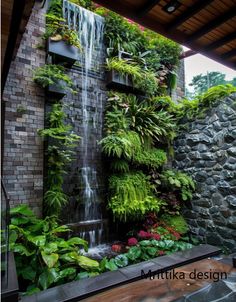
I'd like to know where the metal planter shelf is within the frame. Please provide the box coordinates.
[106,70,136,93]
[47,39,79,66]
[46,83,66,99]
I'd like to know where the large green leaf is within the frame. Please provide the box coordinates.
[139,240,151,246]
[43,242,58,254]
[19,266,36,281]
[77,256,99,271]
[59,268,76,279]
[60,252,78,263]
[127,246,142,261]
[38,268,59,290]
[26,285,41,295]
[12,244,34,256]
[11,217,29,225]
[75,271,89,280]
[146,247,158,256]
[27,235,46,247]
[114,254,129,268]
[41,251,59,268]
[67,237,88,252]
[105,259,118,271]
[10,205,34,217]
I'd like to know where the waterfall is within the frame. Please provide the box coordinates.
[63,1,105,247]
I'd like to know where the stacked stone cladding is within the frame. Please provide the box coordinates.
[173,94,236,252]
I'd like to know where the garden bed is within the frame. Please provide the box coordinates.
[20,244,221,302]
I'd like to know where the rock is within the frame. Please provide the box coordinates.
[195,171,208,182]
[206,232,222,245]
[226,195,236,208]
[227,147,236,157]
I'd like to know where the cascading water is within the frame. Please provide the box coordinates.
[63,1,105,247]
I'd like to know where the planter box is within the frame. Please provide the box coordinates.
[46,83,66,99]
[47,39,78,66]
[106,70,135,92]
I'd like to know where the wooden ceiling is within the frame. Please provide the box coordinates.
[93,0,236,70]
[1,0,35,92]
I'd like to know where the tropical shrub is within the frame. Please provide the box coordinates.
[9,205,99,295]
[160,170,195,201]
[160,214,189,235]
[108,172,165,221]
[38,103,80,216]
[106,57,158,95]
[33,64,76,93]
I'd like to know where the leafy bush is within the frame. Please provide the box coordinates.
[33,64,75,93]
[133,148,167,168]
[38,103,80,216]
[9,205,99,295]
[160,170,195,201]
[99,131,141,159]
[160,214,189,235]
[108,172,165,221]
[106,57,158,95]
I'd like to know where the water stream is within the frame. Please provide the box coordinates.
[63,1,105,247]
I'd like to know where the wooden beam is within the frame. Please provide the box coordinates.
[137,0,161,17]
[180,49,197,59]
[221,49,236,59]
[168,0,214,31]
[205,31,236,51]
[187,9,236,42]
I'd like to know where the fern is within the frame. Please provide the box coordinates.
[133,148,167,168]
[108,172,164,221]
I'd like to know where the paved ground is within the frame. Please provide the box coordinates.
[82,258,236,302]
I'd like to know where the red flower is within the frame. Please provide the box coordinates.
[151,233,161,240]
[158,250,165,256]
[138,230,148,238]
[128,237,138,246]
[111,244,122,253]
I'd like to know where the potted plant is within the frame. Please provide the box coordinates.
[33,64,76,98]
[45,14,82,66]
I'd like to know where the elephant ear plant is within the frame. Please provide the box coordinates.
[9,205,100,295]
[33,64,76,93]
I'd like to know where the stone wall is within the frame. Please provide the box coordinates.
[2,3,46,216]
[173,94,236,252]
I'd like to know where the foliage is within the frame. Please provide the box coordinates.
[99,131,142,159]
[160,214,189,235]
[44,14,81,49]
[38,103,80,216]
[33,64,76,93]
[104,92,177,144]
[108,172,165,221]
[47,0,63,18]
[156,84,236,122]
[9,205,100,294]
[133,149,167,168]
[69,0,93,9]
[106,57,158,95]
[122,239,193,264]
[96,10,148,56]
[160,170,195,201]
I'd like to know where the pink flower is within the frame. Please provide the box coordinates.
[158,250,165,256]
[151,233,161,240]
[138,230,148,238]
[128,237,138,246]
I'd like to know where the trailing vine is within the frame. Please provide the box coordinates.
[38,103,80,216]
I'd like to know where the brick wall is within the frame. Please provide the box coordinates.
[2,3,46,216]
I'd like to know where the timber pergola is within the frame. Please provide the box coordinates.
[93,0,236,70]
